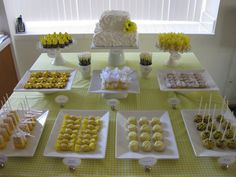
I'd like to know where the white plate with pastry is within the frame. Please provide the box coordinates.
[0,109,49,157]
[181,109,236,157]
[157,69,219,91]
[44,109,109,159]
[88,69,140,94]
[116,111,179,159]
[14,70,77,93]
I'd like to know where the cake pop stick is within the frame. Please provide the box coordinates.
[23,100,29,113]
[20,103,26,113]
[0,100,6,113]
[198,96,203,115]
[6,93,12,111]
[25,96,30,112]
[209,105,216,140]
[218,115,223,131]
[233,127,236,140]
[221,121,229,141]
[225,100,229,113]
[202,103,208,123]
[209,120,215,140]
[220,96,226,115]
[3,96,9,112]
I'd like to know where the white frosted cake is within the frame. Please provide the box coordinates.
[100,66,133,90]
[93,10,138,47]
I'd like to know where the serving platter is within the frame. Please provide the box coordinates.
[14,70,77,93]
[181,109,236,157]
[0,109,49,157]
[157,69,219,91]
[44,109,109,159]
[116,111,179,159]
[88,70,140,94]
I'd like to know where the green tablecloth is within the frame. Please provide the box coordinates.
[1,52,236,177]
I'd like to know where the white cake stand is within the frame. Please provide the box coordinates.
[38,41,75,66]
[47,48,65,65]
[91,43,139,67]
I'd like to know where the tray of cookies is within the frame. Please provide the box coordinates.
[14,70,77,93]
[115,111,179,159]
[44,110,109,158]
[157,69,219,91]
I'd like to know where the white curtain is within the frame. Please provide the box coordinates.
[14,0,205,21]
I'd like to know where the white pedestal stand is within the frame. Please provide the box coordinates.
[38,41,75,66]
[167,51,181,67]
[47,48,65,66]
[108,49,125,67]
[91,43,138,67]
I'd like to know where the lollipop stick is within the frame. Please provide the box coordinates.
[198,96,203,115]
[25,96,31,112]
[20,103,25,112]
[221,121,229,141]
[233,128,236,139]
[3,96,9,112]
[218,116,223,131]
[1,100,5,113]
[209,120,215,140]
[202,103,208,123]
[225,100,229,113]
[6,93,12,111]
[23,100,29,112]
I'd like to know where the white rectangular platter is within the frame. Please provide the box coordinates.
[181,109,236,157]
[14,70,77,93]
[44,109,109,159]
[88,70,140,94]
[157,69,219,91]
[116,111,179,159]
[0,109,49,157]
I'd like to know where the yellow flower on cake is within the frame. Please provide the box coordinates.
[123,20,137,32]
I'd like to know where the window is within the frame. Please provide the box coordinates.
[4,0,221,34]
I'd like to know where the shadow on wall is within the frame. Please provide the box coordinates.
[220,5,236,48]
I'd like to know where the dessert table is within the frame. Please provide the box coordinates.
[1,52,236,177]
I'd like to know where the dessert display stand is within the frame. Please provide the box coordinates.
[47,48,65,65]
[38,42,75,66]
[91,43,139,67]
[91,43,139,99]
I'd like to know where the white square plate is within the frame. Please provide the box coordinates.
[44,110,109,159]
[116,111,179,159]
[181,109,236,157]
[14,70,77,93]
[0,109,49,157]
[88,70,140,94]
[157,69,219,91]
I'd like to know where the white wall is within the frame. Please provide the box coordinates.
[3,0,236,102]
[0,0,9,33]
